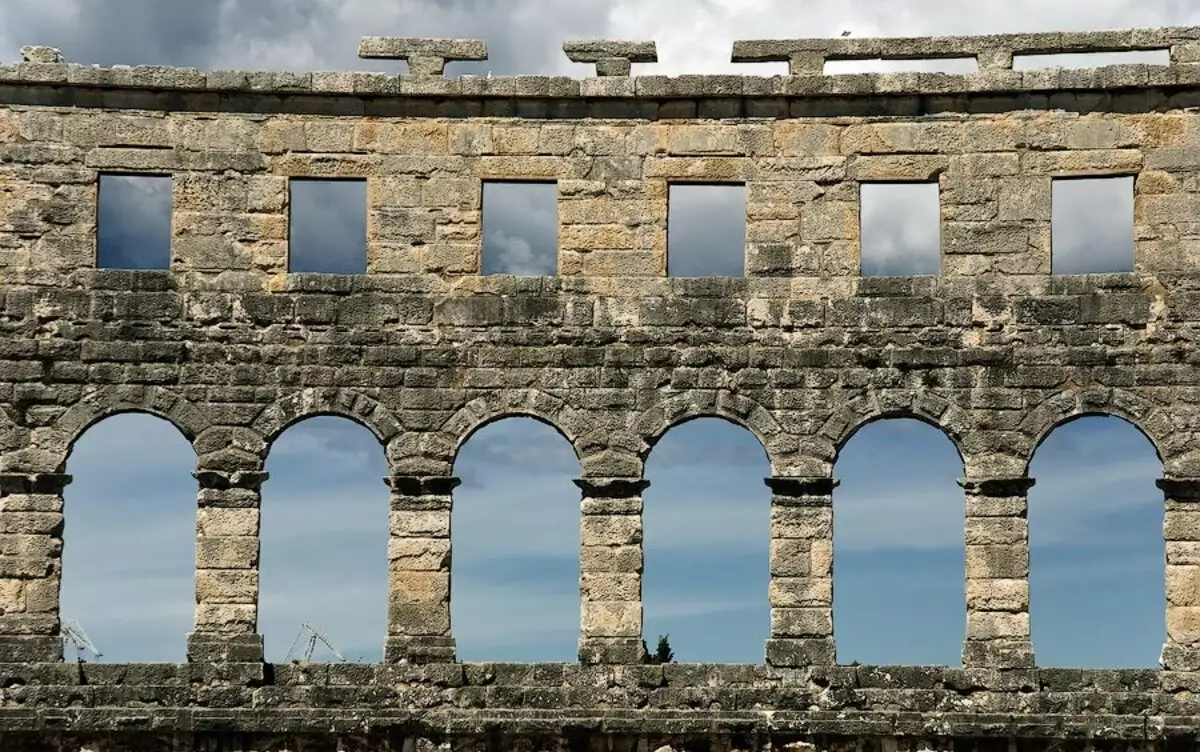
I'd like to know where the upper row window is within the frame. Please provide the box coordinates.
[95,175,1136,277]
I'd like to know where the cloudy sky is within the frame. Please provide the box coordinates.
[11,0,1187,667]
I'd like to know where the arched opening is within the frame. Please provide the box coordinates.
[834,417,964,665]
[260,416,388,662]
[1028,414,1163,667]
[62,413,196,661]
[452,416,580,661]
[643,417,771,663]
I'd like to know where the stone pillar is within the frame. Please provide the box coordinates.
[187,469,267,663]
[961,476,1035,669]
[576,477,647,665]
[1160,477,1200,671]
[384,475,458,664]
[0,473,70,662]
[765,477,836,667]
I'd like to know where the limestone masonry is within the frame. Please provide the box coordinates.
[0,23,1199,752]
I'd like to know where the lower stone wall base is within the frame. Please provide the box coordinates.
[0,635,60,662]
[186,632,264,663]
[962,638,1034,669]
[765,638,835,667]
[384,635,456,664]
[578,637,644,665]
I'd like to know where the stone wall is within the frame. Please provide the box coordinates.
[1,24,1200,751]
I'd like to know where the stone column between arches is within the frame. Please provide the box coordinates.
[765,476,836,668]
[384,475,458,664]
[1160,477,1200,671]
[576,477,648,665]
[187,469,267,663]
[960,476,1034,669]
[0,472,70,662]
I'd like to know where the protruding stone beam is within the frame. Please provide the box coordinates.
[1160,477,1200,671]
[960,475,1035,670]
[187,468,268,664]
[0,472,71,663]
[764,476,837,668]
[732,26,1198,74]
[576,477,649,664]
[357,37,487,76]
[20,45,64,63]
[384,474,460,664]
[564,40,657,76]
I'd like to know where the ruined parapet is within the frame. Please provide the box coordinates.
[564,39,658,76]
[357,36,487,76]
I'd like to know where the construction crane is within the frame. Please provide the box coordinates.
[285,623,345,664]
[60,618,101,662]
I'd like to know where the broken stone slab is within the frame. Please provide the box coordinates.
[731,25,1198,74]
[563,40,657,76]
[20,45,64,64]
[357,37,487,76]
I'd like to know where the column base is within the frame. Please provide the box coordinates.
[765,638,835,668]
[186,632,264,663]
[578,637,644,665]
[0,635,62,662]
[384,635,456,664]
[1161,642,1200,671]
[962,639,1034,669]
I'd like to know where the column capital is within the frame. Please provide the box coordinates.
[384,475,461,495]
[193,469,269,491]
[1158,477,1200,502]
[958,476,1035,496]
[573,477,650,498]
[0,472,73,495]
[764,476,838,499]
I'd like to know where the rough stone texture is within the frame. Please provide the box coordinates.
[2,22,1200,751]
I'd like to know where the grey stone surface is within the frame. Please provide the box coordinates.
[2,20,1200,751]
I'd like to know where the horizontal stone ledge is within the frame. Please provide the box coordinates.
[958,476,1037,497]
[193,470,269,492]
[2,60,1197,101]
[0,474,73,496]
[574,478,652,498]
[384,475,462,496]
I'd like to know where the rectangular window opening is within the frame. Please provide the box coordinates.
[667,183,747,277]
[288,178,367,274]
[1014,49,1169,70]
[97,174,172,270]
[860,182,941,277]
[1051,176,1135,275]
[825,57,977,75]
[481,181,559,276]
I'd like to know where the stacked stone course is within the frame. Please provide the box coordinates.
[0,23,1198,752]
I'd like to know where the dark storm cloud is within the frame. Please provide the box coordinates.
[667,185,747,277]
[288,179,368,274]
[96,175,173,269]
[481,182,559,275]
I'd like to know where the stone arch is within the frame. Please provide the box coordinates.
[635,390,786,475]
[413,389,587,477]
[1021,388,1174,474]
[827,389,969,473]
[38,385,209,471]
[252,388,402,446]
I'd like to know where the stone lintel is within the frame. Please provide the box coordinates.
[1158,477,1200,502]
[384,475,462,496]
[193,470,269,491]
[578,636,644,665]
[573,478,650,498]
[763,476,838,499]
[564,40,657,76]
[963,638,1035,670]
[357,37,487,76]
[0,473,73,496]
[958,476,1036,497]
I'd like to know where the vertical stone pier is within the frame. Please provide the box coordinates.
[576,478,647,665]
[1160,478,1200,670]
[384,475,458,664]
[0,473,70,662]
[961,476,1035,669]
[188,469,267,663]
[765,477,836,667]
